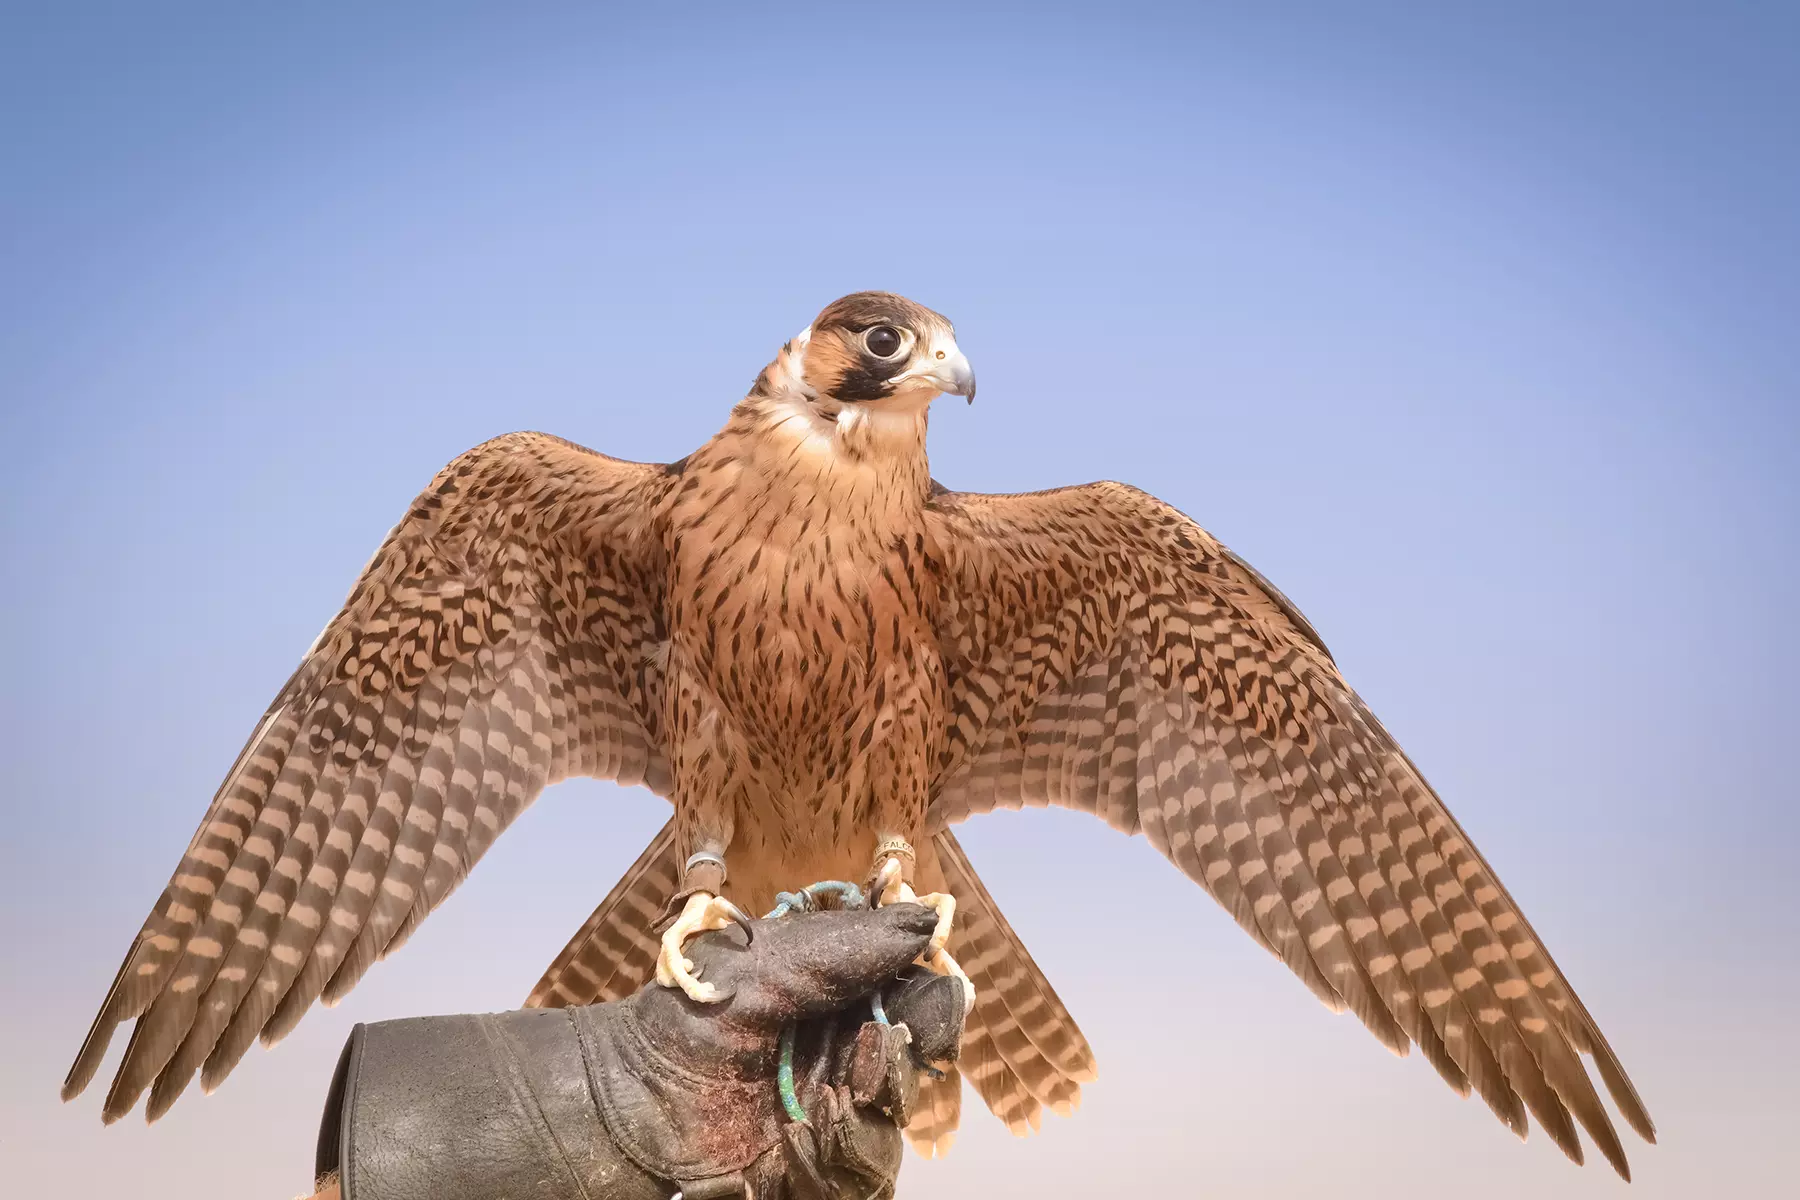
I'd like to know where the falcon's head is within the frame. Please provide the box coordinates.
[779,291,976,412]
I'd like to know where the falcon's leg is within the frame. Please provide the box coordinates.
[872,850,975,1015]
[654,891,748,1003]
[655,846,747,1003]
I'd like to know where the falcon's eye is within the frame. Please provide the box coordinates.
[863,325,904,359]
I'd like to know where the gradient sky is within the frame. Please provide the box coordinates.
[3,4,1795,1196]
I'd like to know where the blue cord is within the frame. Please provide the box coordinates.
[765,893,804,919]
[766,877,879,1125]
[763,879,868,919]
[777,1024,808,1123]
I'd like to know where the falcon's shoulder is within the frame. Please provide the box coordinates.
[924,480,1335,757]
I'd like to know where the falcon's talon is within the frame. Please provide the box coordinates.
[926,945,976,1017]
[872,856,905,903]
[908,894,971,1014]
[892,882,957,959]
[869,851,974,1014]
[715,896,755,945]
[655,891,738,1003]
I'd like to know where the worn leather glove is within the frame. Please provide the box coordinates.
[316,902,964,1200]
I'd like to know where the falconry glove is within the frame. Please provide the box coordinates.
[316,902,965,1200]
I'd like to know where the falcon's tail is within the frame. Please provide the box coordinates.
[524,820,679,1008]
[523,821,1099,1159]
[909,830,1098,1157]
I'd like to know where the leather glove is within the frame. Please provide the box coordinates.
[775,964,969,1200]
[317,902,965,1200]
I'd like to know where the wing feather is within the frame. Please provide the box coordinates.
[244,682,437,1054]
[525,819,680,1009]
[925,481,1651,1176]
[66,432,674,1122]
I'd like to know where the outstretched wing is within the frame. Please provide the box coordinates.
[65,431,675,1122]
[923,481,1654,1178]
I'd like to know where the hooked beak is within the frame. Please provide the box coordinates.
[893,337,977,405]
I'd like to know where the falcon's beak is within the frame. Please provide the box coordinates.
[893,337,977,405]
[938,346,977,405]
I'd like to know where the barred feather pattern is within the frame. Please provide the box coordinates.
[64,433,676,1122]
[524,820,681,1008]
[908,1065,965,1159]
[923,482,1654,1178]
[920,830,1095,1147]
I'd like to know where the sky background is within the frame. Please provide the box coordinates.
[3,3,1796,1196]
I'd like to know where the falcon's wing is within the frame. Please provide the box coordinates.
[65,432,675,1122]
[923,482,1654,1178]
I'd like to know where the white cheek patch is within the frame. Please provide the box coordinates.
[759,324,818,413]
[787,324,812,380]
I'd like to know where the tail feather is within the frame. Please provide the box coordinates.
[523,822,1097,1157]
[526,820,678,1007]
[934,831,1096,1083]
[916,830,1096,1143]
[908,1065,964,1159]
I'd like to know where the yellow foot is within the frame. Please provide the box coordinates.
[654,891,746,1003]
[873,857,975,1016]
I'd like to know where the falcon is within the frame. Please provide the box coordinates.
[65,292,1654,1176]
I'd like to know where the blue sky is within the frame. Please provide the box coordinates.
[3,4,1795,1196]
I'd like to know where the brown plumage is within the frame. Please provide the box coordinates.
[66,291,1652,1177]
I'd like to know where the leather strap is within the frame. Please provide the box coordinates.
[667,852,728,916]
